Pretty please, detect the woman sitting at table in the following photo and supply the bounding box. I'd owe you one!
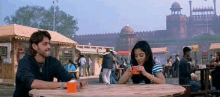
[209,52,220,90]
[118,41,165,84]
[65,60,76,78]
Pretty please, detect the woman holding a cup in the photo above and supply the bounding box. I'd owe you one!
[118,41,165,84]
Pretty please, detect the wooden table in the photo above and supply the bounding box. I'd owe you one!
[195,67,218,97]
[29,84,185,97]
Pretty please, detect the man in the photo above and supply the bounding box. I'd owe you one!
[153,57,158,64]
[172,54,180,77]
[87,56,92,76]
[102,48,116,85]
[179,47,201,92]
[13,30,87,97]
[79,55,86,77]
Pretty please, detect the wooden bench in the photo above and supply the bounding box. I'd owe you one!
[181,85,219,97]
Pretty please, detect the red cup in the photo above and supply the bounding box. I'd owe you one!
[67,80,77,93]
[132,66,140,75]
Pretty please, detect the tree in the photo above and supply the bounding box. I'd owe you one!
[4,5,79,38]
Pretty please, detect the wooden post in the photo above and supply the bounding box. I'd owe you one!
[55,44,60,60]
[72,46,76,63]
[61,49,64,65]
[11,38,18,80]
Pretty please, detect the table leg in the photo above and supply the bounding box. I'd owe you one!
[201,70,205,90]
[205,69,209,97]
[167,68,170,78]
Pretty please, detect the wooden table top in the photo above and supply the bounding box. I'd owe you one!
[197,67,215,70]
[29,84,185,97]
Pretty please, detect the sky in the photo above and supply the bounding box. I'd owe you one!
[0,0,219,35]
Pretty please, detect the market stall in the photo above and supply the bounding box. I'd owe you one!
[151,47,168,65]
[0,24,77,83]
[75,45,114,76]
[117,51,131,64]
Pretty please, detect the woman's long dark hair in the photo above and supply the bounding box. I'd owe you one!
[131,41,155,84]
[69,60,77,69]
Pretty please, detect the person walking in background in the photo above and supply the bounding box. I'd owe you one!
[65,60,76,78]
[172,55,180,78]
[77,55,81,67]
[179,47,201,92]
[87,56,92,76]
[154,57,159,64]
[102,48,116,85]
[79,55,86,77]
[110,51,118,84]
[169,56,173,64]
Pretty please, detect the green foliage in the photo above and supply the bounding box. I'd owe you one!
[4,5,79,38]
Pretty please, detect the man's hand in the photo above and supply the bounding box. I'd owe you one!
[69,70,73,72]
[193,66,197,70]
[213,62,219,67]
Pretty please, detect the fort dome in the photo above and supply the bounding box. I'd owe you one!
[121,24,134,34]
[171,2,181,9]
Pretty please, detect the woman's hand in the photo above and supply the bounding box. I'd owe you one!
[136,65,147,74]
[126,67,132,76]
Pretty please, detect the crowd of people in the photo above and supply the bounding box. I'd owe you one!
[162,55,180,78]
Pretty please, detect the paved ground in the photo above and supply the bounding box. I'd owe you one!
[0,77,180,97]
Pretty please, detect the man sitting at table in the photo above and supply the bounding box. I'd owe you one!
[13,30,87,97]
[179,47,201,92]
[209,52,220,91]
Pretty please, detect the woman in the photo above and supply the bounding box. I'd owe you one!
[169,56,173,64]
[210,52,220,90]
[110,51,118,84]
[65,60,76,78]
[118,41,165,84]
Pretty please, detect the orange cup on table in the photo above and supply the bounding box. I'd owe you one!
[67,80,77,93]
[132,66,140,75]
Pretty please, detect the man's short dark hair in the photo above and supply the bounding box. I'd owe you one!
[106,48,110,52]
[69,60,73,64]
[183,47,191,55]
[175,54,179,57]
[29,30,51,56]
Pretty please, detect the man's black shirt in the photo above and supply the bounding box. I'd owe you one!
[13,55,73,97]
